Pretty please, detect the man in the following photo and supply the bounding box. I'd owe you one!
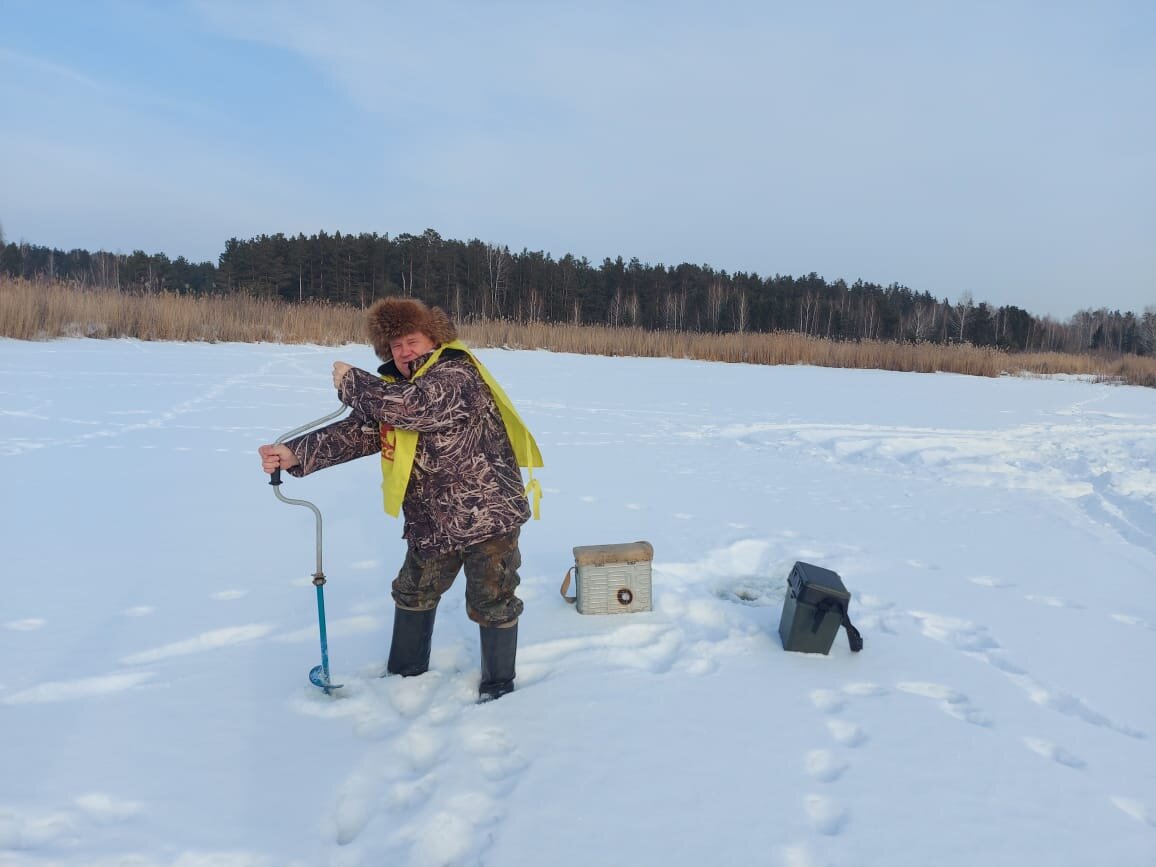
[259,297,541,701]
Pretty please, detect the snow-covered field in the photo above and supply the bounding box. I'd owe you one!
[2,338,1155,867]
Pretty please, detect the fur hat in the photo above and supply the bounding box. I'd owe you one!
[366,297,458,362]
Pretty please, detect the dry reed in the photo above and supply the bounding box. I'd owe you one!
[4,278,1154,387]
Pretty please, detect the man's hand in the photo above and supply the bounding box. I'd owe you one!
[258,444,300,473]
[332,361,353,389]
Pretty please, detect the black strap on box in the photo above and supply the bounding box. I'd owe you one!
[811,598,864,653]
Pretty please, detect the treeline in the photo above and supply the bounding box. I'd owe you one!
[0,242,216,296]
[3,229,1152,355]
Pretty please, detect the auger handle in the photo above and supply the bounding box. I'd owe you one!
[267,404,346,488]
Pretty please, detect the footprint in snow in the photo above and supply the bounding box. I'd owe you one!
[813,682,888,710]
[400,791,504,867]
[853,596,901,634]
[968,575,1013,588]
[855,611,899,635]
[895,681,993,728]
[809,689,846,714]
[331,743,395,846]
[1024,594,1086,610]
[804,749,848,783]
[905,559,940,570]
[606,624,682,674]
[0,793,143,850]
[388,670,446,719]
[393,724,447,774]
[4,672,155,706]
[855,595,893,612]
[804,793,848,835]
[1110,613,1155,630]
[780,843,826,867]
[464,725,528,793]
[825,719,867,747]
[119,623,275,665]
[841,682,887,697]
[1027,685,1145,739]
[520,622,684,680]
[982,653,1029,676]
[895,680,964,702]
[387,772,437,811]
[908,610,1000,654]
[1110,796,1156,828]
[1022,737,1086,769]
[3,618,46,631]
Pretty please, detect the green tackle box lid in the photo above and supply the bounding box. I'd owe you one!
[788,561,850,606]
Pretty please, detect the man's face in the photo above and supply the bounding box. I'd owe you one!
[389,331,437,375]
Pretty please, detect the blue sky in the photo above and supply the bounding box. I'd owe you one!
[1,0,1153,319]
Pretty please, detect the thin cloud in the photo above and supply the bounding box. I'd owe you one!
[0,47,107,91]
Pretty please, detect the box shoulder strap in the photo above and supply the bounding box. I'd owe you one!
[841,607,864,652]
[559,567,577,604]
[813,597,864,652]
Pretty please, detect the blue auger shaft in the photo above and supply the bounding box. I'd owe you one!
[314,578,334,691]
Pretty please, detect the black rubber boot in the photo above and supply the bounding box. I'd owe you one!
[478,622,518,702]
[386,606,436,676]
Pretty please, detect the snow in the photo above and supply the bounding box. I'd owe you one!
[2,337,1155,867]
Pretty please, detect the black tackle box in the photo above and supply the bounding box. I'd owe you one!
[778,561,855,654]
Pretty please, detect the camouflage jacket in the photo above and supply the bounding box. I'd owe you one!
[286,349,530,554]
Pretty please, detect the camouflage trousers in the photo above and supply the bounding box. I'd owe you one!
[392,529,524,627]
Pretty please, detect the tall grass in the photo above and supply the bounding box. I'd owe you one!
[0,278,366,345]
[4,277,1155,387]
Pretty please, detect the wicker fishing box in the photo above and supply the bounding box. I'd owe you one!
[560,541,653,614]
